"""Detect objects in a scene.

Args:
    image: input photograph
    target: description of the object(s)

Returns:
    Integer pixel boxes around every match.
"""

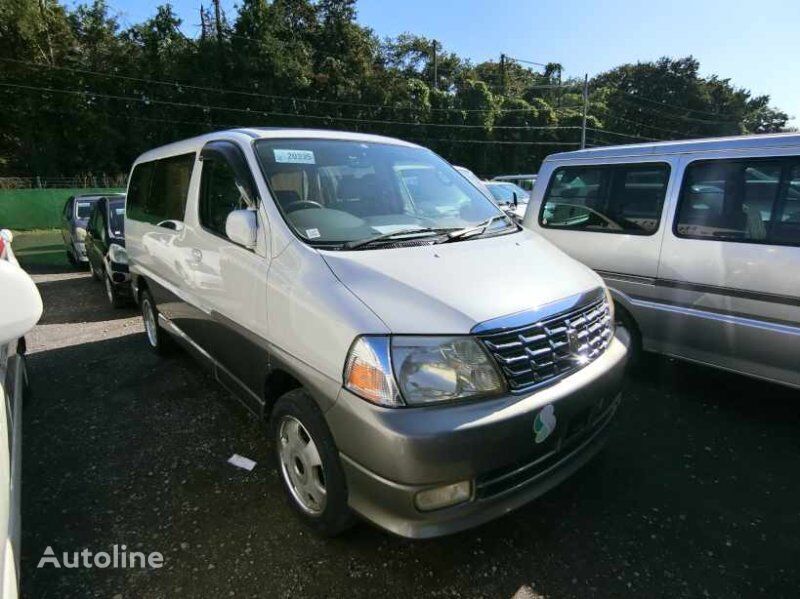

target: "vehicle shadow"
[33,272,137,325]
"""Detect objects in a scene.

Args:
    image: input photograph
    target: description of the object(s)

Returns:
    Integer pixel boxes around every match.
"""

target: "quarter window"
[675,158,800,246]
[540,163,670,235]
[127,154,195,225]
[199,157,250,238]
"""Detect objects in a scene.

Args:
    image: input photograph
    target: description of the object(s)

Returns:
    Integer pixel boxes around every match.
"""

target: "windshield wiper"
[439,214,514,243]
[343,227,456,250]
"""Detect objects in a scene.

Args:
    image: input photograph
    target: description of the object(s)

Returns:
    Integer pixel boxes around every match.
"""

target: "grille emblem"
[567,326,581,355]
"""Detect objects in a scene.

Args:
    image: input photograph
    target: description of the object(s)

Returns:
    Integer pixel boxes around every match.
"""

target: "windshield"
[254,139,510,247]
[108,199,126,237]
[75,196,100,219]
[488,183,529,204]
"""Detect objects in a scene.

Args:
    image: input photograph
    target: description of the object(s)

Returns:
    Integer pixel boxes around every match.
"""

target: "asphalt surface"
[20,264,800,598]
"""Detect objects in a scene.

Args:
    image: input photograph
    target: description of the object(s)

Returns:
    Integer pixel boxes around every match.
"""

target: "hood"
[321,229,603,334]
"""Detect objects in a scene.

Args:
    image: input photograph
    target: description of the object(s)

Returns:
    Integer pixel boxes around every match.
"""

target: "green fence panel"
[0,188,125,230]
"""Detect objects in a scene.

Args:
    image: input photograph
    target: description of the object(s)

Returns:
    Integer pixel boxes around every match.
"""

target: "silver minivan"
[526,133,800,389]
[125,128,629,538]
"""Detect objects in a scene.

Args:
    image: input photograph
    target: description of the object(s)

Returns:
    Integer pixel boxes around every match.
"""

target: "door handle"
[189,248,203,263]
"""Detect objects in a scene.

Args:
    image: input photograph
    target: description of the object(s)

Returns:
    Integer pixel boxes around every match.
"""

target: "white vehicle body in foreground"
[526,133,800,389]
[125,128,628,539]
[0,232,43,599]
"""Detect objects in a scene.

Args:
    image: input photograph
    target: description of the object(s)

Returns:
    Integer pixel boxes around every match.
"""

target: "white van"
[125,129,629,539]
[526,133,800,389]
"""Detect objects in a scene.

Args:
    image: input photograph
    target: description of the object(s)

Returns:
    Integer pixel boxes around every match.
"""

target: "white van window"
[540,163,669,235]
[675,158,799,246]
[199,158,249,238]
[127,154,195,225]
[254,139,510,247]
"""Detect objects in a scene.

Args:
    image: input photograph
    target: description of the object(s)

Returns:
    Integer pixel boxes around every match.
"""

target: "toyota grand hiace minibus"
[526,133,800,389]
[125,128,629,538]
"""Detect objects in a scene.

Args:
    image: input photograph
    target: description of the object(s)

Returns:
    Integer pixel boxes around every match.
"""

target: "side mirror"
[0,261,43,346]
[226,209,258,249]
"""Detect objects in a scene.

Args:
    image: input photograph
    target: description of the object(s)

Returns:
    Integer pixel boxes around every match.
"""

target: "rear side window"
[127,153,195,225]
[675,158,800,246]
[540,163,670,235]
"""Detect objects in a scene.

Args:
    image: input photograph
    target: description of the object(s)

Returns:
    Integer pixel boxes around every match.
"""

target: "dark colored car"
[85,196,131,308]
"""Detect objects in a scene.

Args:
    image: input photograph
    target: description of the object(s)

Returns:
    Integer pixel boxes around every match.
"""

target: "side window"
[147,153,195,224]
[540,163,669,235]
[126,162,155,223]
[63,198,73,219]
[199,158,250,238]
[771,163,800,245]
[675,158,793,244]
[127,154,195,225]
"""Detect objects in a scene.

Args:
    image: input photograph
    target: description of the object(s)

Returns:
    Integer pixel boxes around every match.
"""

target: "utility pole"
[213,0,224,81]
[580,73,589,149]
[199,5,207,41]
[500,53,507,94]
[432,40,438,90]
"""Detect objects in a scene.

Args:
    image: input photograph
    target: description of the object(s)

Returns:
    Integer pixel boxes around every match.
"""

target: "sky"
[93,0,800,125]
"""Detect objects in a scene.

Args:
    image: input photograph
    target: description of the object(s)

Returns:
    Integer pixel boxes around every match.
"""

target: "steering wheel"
[284,200,324,213]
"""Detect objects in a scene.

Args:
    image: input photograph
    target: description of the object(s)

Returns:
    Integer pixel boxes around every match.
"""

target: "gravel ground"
[20,264,800,598]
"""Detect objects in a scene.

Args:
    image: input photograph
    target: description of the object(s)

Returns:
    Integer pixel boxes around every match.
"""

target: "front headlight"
[108,243,128,265]
[392,336,505,405]
[75,227,87,241]
[344,335,506,407]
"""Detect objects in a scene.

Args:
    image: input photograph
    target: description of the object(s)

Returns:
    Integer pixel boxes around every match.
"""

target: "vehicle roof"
[492,174,538,179]
[485,180,524,186]
[546,132,800,162]
[133,128,421,165]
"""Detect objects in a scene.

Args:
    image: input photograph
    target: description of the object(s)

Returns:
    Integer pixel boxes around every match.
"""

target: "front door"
[179,141,271,410]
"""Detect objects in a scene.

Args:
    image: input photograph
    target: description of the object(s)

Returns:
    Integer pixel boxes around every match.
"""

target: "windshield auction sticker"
[274,149,316,164]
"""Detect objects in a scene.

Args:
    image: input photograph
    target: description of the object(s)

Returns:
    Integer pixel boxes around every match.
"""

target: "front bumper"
[325,328,629,539]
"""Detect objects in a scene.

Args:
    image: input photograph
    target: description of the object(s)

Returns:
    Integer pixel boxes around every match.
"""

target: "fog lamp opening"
[414,480,472,512]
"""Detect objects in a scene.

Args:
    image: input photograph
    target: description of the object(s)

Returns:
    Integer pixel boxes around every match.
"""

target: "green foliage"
[0,1,790,178]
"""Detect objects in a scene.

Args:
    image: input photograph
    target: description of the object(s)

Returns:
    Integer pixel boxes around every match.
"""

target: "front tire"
[270,389,355,537]
[140,288,171,354]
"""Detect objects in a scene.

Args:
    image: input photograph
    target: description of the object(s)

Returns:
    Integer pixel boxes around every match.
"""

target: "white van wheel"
[270,390,355,536]
[140,289,170,354]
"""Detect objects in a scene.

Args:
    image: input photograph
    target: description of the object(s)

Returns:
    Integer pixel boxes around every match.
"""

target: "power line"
[585,127,660,142]
[0,57,575,115]
[598,113,694,138]
[603,92,738,125]
[0,81,582,133]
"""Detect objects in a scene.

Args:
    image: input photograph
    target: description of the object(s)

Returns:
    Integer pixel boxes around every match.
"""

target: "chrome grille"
[477,296,613,393]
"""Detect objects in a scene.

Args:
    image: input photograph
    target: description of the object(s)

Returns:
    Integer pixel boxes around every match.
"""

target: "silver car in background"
[60,193,124,265]
[526,133,800,389]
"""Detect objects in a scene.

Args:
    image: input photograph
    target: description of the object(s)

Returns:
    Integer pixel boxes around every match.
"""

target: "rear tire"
[140,288,172,354]
[270,389,355,537]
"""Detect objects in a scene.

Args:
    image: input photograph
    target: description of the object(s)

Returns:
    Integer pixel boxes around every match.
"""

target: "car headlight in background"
[344,335,506,407]
[75,227,87,241]
[108,243,128,265]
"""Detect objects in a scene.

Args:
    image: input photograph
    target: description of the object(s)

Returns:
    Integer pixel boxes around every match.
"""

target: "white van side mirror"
[0,261,43,346]
[225,209,258,249]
